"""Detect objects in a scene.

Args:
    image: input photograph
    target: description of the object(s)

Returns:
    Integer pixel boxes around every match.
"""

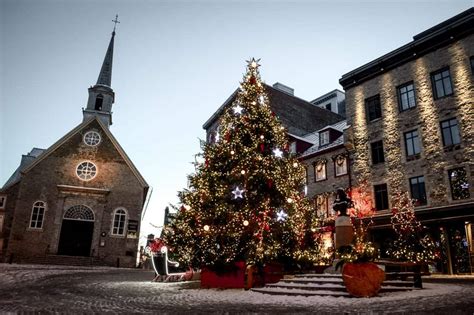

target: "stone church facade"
[0,27,149,268]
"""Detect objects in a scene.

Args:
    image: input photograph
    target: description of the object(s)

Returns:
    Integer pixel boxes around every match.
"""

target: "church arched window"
[111,208,127,236]
[29,201,46,229]
[94,94,104,111]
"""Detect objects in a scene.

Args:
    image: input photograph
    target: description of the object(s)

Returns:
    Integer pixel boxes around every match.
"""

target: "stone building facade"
[340,9,473,274]
[0,29,149,267]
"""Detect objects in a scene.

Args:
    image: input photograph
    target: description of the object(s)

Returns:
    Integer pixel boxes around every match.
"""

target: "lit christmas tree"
[164,59,312,270]
[387,191,436,262]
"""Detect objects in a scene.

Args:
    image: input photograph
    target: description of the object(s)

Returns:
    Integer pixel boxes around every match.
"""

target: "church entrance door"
[57,205,95,257]
[58,220,94,256]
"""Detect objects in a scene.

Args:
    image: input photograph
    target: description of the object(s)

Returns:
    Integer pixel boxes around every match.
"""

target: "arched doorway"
[57,205,95,256]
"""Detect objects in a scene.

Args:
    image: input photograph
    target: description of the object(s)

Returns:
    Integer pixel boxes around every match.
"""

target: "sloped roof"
[2,148,46,189]
[3,117,148,191]
[299,120,349,158]
[203,83,344,137]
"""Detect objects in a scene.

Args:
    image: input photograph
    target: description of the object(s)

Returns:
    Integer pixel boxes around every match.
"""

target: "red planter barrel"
[342,262,385,297]
[201,261,246,288]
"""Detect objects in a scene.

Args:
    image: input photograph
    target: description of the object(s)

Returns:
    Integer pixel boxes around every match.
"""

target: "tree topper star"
[273,148,283,158]
[232,186,245,199]
[246,57,261,69]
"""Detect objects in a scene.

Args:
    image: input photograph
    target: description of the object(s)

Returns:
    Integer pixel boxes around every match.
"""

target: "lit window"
[320,131,330,146]
[374,184,389,211]
[335,155,347,176]
[431,68,453,99]
[398,82,416,111]
[404,130,421,157]
[30,201,46,229]
[314,161,327,181]
[112,209,127,235]
[371,140,385,164]
[316,194,328,219]
[409,176,427,206]
[83,131,101,146]
[448,167,470,200]
[76,161,97,181]
[440,118,461,147]
[366,95,382,122]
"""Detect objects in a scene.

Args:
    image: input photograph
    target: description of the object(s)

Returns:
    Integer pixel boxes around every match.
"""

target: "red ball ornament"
[260,143,265,152]
[249,76,256,85]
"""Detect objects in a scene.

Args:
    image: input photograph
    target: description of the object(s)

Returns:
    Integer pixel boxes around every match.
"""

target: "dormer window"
[95,94,104,111]
[289,141,297,154]
[320,131,330,146]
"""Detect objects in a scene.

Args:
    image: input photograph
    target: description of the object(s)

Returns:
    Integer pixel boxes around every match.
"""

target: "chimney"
[272,82,294,95]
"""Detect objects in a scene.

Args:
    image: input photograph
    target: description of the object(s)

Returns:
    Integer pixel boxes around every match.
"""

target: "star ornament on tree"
[247,57,261,69]
[233,104,243,115]
[273,148,283,158]
[232,186,245,200]
[276,209,288,222]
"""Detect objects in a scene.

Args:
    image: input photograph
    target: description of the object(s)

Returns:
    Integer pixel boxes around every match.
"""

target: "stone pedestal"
[335,216,353,249]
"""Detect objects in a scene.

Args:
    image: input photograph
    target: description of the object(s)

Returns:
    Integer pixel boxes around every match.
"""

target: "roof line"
[21,117,148,188]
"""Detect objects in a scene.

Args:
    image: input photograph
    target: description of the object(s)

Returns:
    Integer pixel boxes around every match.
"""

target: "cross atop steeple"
[112,14,120,34]
[83,17,119,128]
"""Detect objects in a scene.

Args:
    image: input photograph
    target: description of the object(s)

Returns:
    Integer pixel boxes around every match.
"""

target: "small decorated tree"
[387,191,436,262]
[164,59,312,272]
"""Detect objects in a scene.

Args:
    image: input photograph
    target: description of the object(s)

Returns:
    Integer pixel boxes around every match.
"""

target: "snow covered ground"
[1,263,473,314]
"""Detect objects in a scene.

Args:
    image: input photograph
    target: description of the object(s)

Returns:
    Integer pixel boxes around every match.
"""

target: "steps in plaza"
[12,254,110,267]
[251,273,419,297]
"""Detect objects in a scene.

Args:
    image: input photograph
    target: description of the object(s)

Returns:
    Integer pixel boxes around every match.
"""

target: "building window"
[0,214,4,233]
[289,141,297,154]
[320,131,330,146]
[0,196,6,209]
[334,155,347,176]
[409,176,427,206]
[304,167,309,185]
[314,161,327,182]
[398,81,416,111]
[76,161,97,181]
[30,201,46,229]
[315,194,335,219]
[325,103,332,111]
[95,94,104,110]
[374,184,389,211]
[440,118,461,147]
[370,140,385,164]
[112,209,127,236]
[448,167,470,200]
[366,95,382,122]
[404,130,421,158]
[431,68,453,99]
[83,131,101,147]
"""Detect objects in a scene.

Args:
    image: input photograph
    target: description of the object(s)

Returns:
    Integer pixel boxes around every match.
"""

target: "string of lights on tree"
[164,59,318,269]
[386,191,437,262]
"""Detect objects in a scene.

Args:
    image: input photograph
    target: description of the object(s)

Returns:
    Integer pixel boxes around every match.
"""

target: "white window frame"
[315,162,327,181]
[83,130,102,147]
[320,131,330,146]
[76,161,98,181]
[29,201,46,230]
[289,141,297,154]
[111,208,128,236]
[335,156,348,176]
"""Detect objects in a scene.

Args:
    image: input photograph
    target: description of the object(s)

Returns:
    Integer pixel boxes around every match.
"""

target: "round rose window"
[76,161,97,181]
[83,131,101,146]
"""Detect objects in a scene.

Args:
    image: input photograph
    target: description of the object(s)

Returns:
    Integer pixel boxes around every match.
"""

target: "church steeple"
[83,15,120,128]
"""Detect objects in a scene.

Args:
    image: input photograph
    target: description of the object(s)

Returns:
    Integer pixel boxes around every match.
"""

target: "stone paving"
[1,264,474,314]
